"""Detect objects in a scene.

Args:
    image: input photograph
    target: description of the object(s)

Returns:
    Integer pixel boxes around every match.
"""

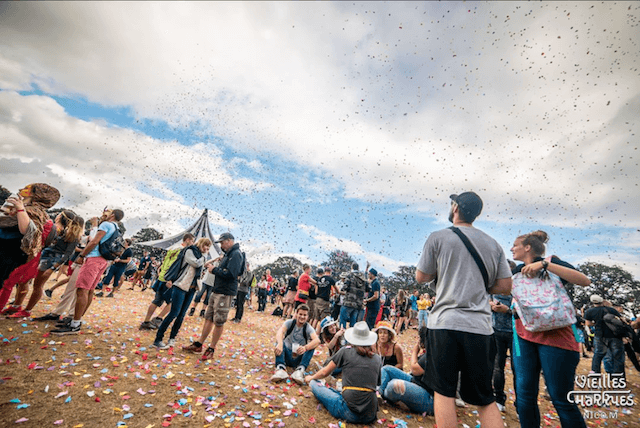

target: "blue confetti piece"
[65,396,72,403]
[21,323,27,327]
[23,331,32,334]
[10,399,20,403]
[17,404,30,409]
[123,413,133,419]
[178,398,187,406]
[144,403,153,408]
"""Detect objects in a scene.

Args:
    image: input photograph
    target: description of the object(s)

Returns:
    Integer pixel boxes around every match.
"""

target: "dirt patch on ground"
[1,282,638,427]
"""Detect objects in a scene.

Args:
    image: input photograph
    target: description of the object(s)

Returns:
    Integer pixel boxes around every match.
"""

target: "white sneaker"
[496,403,506,412]
[167,338,176,348]
[291,368,305,385]
[455,398,466,407]
[271,368,289,383]
[336,380,343,392]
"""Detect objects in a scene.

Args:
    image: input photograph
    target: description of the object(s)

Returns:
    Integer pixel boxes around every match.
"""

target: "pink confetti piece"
[54,421,63,425]
[15,418,29,423]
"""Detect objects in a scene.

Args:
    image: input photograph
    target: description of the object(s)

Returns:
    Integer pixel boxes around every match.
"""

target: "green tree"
[385,265,432,296]
[253,256,305,281]
[323,250,356,275]
[131,228,164,259]
[575,262,640,315]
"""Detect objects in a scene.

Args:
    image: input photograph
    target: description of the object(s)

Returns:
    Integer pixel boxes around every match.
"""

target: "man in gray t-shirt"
[271,304,321,385]
[416,192,512,428]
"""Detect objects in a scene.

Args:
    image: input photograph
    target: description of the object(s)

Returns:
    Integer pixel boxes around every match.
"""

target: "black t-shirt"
[139,256,151,271]
[287,276,298,292]
[584,306,622,338]
[115,248,133,266]
[316,275,335,301]
[309,276,319,299]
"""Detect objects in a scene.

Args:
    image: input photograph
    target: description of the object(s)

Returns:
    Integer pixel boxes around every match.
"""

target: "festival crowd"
[2,184,639,427]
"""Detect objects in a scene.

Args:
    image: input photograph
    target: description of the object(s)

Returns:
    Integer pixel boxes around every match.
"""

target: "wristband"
[17,209,25,212]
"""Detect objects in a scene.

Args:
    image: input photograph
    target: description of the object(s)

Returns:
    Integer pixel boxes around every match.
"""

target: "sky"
[1,2,639,278]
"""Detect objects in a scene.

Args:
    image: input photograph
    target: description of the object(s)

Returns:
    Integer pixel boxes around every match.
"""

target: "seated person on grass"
[379,326,434,415]
[271,304,321,385]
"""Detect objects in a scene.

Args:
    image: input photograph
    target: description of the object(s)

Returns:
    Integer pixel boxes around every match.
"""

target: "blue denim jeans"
[275,343,314,370]
[339,306,359,328]
[155,287,196,342]
[365,303,380,329]
[100,263,126,288]
[418,310,429,329]
[592,336,625,374]
[380,366,434,414]
[513,336,586,428]
[310,380,375,424]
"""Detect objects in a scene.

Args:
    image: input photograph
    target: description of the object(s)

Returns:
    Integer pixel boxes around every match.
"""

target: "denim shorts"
[38,248,64,271]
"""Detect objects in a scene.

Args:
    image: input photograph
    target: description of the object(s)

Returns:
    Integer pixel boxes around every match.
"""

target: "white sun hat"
[344,321,378,347]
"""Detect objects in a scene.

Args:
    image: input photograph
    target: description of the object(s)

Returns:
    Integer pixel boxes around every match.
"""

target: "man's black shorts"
[424,328,496,406]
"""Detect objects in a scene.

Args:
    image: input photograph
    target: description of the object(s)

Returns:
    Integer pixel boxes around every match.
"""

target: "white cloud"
[0,1,638,266]
[298,223,402,272]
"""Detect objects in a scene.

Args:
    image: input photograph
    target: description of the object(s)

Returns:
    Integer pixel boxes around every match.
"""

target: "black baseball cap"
[450,192,483,222]
[215,232,235,243]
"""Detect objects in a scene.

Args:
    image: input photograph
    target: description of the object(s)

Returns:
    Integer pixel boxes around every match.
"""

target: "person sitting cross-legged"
[305,321,383,425]
[271,304,321,385]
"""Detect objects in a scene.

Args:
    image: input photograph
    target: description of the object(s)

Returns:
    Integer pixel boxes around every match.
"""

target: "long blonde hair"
[195,237,212,251]
[58,210,84,243]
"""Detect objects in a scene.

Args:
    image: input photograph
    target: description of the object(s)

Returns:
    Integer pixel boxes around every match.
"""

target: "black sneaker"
[95,292,104,297]
[140,321,154,330]
[106,292,114,298]
[44,289,53,298]
[51,323,81,335]
[188,307,195,317]
[55,316,72,327]
[152,317,163,327]
[199,309,205,318]
[33,313,60,321]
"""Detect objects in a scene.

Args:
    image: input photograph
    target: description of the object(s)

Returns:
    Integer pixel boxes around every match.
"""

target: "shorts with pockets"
[205,293,233,326]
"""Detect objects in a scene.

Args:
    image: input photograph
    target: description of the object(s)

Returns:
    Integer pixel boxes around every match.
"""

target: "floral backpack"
[511,268,577,332]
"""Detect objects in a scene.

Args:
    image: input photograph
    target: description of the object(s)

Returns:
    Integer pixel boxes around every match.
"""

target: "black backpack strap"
[284,321,309,344]
[449,226,489,290]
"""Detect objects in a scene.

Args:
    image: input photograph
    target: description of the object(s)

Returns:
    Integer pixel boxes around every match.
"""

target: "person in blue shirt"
[364,268,380,329]
[52,208,124,335]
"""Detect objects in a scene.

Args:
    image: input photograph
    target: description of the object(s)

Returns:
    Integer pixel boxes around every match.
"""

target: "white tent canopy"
[136,209,222,258]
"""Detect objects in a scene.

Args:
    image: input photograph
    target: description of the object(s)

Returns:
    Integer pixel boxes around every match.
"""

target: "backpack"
[237,251,246,277]
[271,306,283,317]
[285,320,309,344]
[98,222,125,261]
[163,247,188,283]
[343,271,367,309]
[511,270,577,332]
[603,313,630,338]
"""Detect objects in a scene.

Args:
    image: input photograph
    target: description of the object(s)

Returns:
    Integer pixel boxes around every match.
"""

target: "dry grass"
[0,282,638,427]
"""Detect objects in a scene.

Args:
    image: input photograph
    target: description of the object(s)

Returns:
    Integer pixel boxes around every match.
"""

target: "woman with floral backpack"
[510,230,590,428]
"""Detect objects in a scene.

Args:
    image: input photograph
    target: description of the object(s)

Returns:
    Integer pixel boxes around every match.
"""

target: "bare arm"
[521,261,591,287]
[488,277,512,296]
[305,360,337,383]
[410,343,424,376]
[394,343,404,370]
[274,324,286,356]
